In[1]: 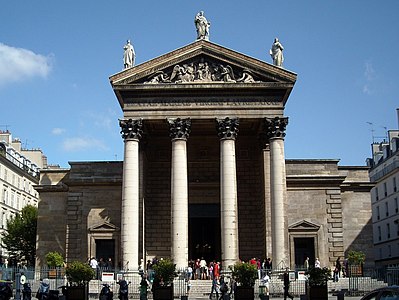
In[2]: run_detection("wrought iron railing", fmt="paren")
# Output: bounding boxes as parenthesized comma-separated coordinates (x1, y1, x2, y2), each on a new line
(0, 265, 397, 298)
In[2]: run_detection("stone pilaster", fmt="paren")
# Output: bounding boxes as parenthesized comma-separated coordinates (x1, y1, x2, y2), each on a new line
(263, 117, 289, 268)
(216, 117, 239, 269)
(119, 118, 143, 270)
(168, 118, 191, 269)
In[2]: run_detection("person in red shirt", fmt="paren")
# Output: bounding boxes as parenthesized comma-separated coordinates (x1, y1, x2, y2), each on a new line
(213, 261, 220, 280)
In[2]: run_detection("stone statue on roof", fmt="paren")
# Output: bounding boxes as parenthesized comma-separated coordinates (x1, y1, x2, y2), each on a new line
(270, 38, 284, 67)
(123, 40, 135, 69)
(194, 11, 210, 40)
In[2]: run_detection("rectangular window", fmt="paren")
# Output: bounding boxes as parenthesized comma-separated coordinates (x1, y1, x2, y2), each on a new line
(384, 182, 388, 197)
(387, 223, 391, 239)
(388, 245, 392, 257)
(376, 187, 379, 201)
(386, 202, 389, 217)
(394, 177, 397, 192)
(378, 226, 381, 241)
(395, 198, 398, 213)
(10, 191, 15, 207)
(3, 190, 8, 205)
(377, 206, 380, 220)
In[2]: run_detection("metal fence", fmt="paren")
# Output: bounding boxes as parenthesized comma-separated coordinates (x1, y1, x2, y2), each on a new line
(0, 266, 189, 299)
(0, 265, 398, 298)
(348, 265, 399, 296)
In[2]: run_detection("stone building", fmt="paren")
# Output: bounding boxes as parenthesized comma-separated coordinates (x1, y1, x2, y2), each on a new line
(367, 109, 399, 267)
(0, 130, 46, 259)
(35, 40, 374, 270)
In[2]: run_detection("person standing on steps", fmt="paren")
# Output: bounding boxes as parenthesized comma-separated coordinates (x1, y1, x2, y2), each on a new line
(209, 276, 219, 299)
(283, 268, 294, 300)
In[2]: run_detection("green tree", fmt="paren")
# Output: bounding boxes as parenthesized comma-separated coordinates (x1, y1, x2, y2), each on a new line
(1, 205, 37, 266)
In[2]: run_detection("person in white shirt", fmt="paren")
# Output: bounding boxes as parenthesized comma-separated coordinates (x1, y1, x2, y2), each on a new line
(315, 258, 321, 268)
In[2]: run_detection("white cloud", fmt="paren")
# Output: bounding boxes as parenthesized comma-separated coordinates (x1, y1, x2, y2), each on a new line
(363, 85, 371, 95)
(62, 137, 108, 152)
(364, 61, 375, 81)
(362, 61, 375, 95)
(0, 43, 53, 86)
(86, 110, 115, 130)
(51, 128, 66, 135)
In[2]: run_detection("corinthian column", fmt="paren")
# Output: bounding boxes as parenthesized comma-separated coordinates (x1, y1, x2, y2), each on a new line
(216, 117, 239, 269)
(264, 117, 289, 269)
(168, 118, 191, 269)
(119, 118, 143, 271)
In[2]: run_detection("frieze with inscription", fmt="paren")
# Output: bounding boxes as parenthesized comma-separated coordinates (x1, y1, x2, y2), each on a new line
(125, 99, 280, 107)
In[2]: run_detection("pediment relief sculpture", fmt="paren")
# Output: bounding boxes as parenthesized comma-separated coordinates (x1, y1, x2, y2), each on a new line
(144, 58, 261, 84)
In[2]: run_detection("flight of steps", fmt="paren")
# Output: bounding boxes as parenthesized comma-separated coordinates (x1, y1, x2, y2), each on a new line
(188, 280, 213, 298)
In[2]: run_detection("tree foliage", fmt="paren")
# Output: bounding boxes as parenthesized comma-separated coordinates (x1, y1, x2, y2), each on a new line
(65, 261, 95, 286)
(230, 262, 258, 287)
(45, 251, 64, 267)
(347, 250, 366, 264)
(1, 205, 37, 266)
(305, 267, 332, 286)
(153, 259, 177, 286)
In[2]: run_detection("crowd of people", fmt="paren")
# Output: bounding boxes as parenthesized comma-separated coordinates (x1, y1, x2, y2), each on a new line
(181, 257, 273, 282)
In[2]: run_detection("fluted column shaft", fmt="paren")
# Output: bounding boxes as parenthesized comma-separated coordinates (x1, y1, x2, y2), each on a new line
(120, 118, 143, 271)
(168, 118, 191, 269)
(264, 117, 289, 268)
(216, 117, 239, 269)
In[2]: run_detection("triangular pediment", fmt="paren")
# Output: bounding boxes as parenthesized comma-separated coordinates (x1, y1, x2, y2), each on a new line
(110, 39, 296, 86)
(289, 220, 321, 232)
(89, 221, 119, 232)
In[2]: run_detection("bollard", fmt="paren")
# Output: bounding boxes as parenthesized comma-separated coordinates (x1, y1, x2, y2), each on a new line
(15, 272, 21, 300)
(337, 290, 345, 300)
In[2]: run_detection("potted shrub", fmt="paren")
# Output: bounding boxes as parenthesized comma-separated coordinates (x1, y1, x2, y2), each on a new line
(305, 267, 331, 300)
(65, 261, 95, 300)
(347, 250, 365, 276)
(230, 262, 258, 300)
(152, 259, 177, 300)
(45, 251, 64, 278)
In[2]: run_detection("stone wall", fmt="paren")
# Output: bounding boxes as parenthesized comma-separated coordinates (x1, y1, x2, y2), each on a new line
(35, 159, 374, 269)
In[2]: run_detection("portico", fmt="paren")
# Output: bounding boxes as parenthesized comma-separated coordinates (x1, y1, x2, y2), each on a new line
(110, 39, 297, 270)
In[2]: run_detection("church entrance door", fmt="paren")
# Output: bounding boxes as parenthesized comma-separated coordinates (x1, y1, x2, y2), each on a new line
(293, 237, 315, 268)
(189, 204, 220, 263)
(95, 239, 115, 267)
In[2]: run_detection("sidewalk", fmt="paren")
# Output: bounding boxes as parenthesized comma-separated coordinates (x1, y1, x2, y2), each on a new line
(189, 297, 360, 300)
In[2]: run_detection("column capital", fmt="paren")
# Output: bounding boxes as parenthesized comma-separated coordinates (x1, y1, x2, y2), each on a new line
(263, 117, 288, 140)
(167, 118, 191, 140)
(119, 118, 143, 141)
(216, 117, 239, 140)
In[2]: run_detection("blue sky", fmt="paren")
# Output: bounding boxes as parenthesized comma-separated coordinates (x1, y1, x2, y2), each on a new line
(1, 1, 398, 168)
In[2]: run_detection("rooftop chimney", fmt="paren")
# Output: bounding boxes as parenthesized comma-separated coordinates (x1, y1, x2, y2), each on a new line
(397, 107, 399, 129)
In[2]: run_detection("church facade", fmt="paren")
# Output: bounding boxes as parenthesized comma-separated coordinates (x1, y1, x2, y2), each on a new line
(35, 40, 374, 270)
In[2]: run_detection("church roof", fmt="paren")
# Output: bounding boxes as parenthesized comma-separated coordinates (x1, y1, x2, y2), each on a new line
(110, 39, 296, 85)
(109, 39, 297, 119)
